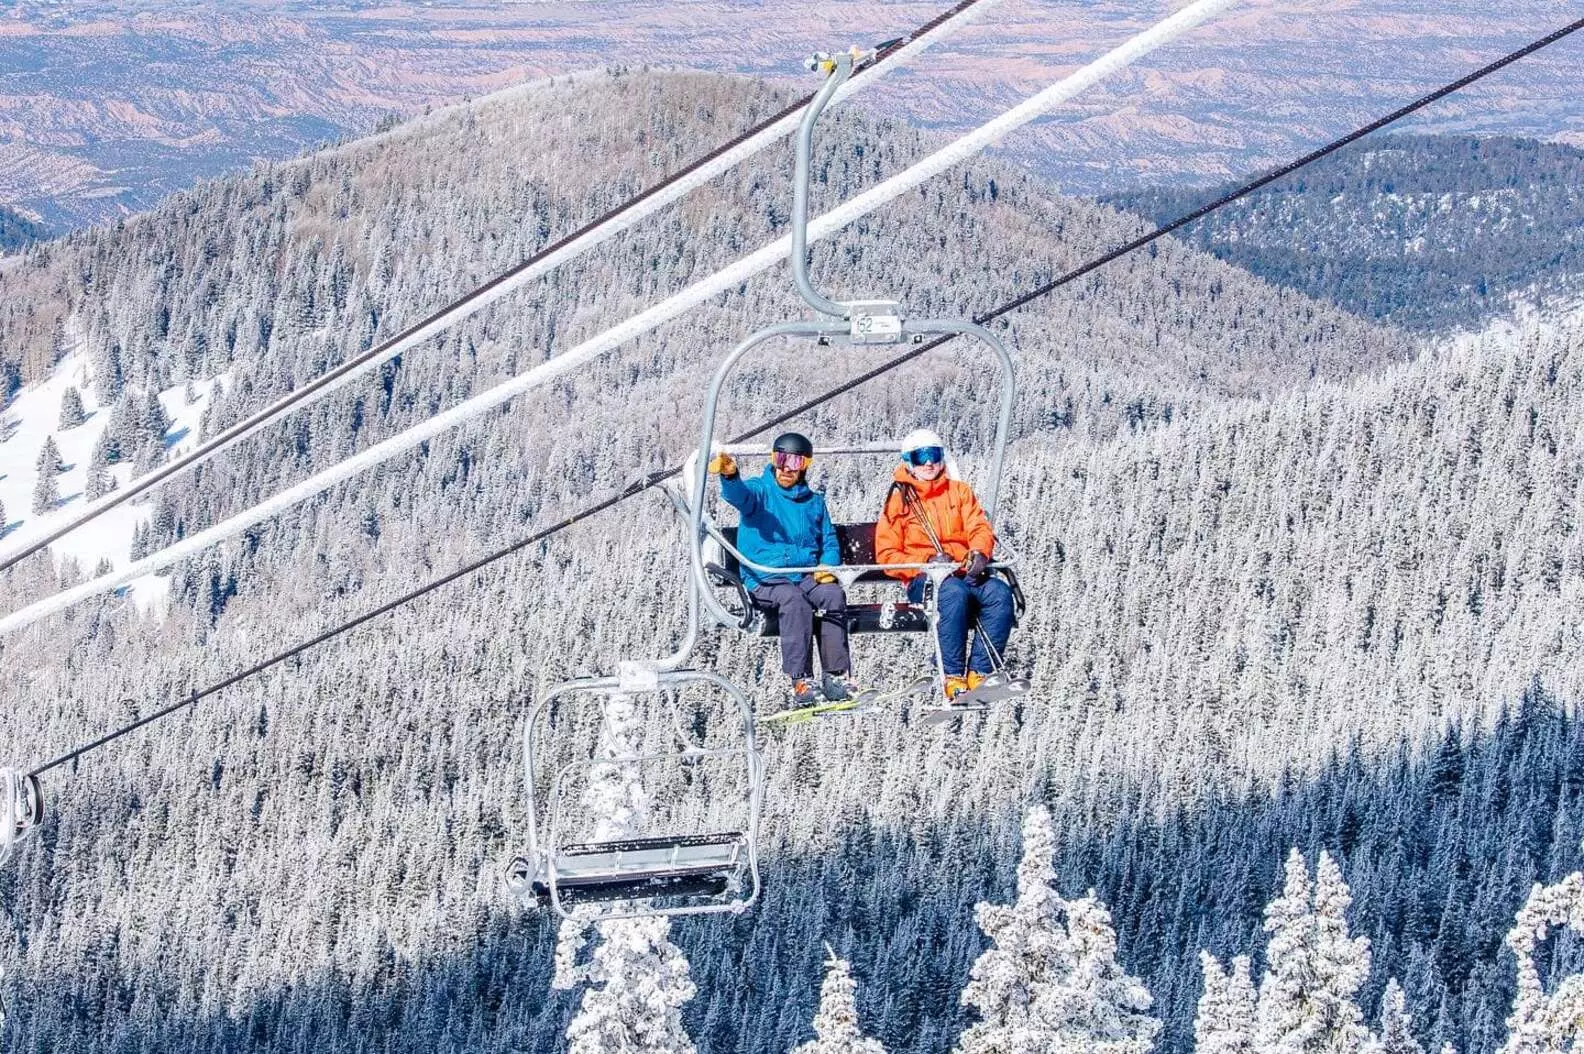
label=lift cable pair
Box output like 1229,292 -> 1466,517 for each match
6,13 -> 1582,879
0,0 -> 1235,636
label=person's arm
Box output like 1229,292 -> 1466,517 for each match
720,471 -> 760,516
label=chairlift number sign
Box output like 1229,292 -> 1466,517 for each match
847,300 -> 904,344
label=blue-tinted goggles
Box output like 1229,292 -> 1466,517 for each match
903,446 -> 945,467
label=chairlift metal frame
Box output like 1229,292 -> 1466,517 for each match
681,50 -> 1023,695
507,490 -> 764,922
507,668 -> 763,922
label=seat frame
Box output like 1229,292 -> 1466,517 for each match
511,670 -> 763,922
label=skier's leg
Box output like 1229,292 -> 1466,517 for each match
926,575 -> 970,679
967,578 -> 1016,675
803,580 -> 851,675
753,581 -> 814,679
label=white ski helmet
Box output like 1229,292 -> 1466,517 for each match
898,428 -> 945,458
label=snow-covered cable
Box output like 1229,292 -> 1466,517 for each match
0,0 -> 1239,637
0,0 -> 999,577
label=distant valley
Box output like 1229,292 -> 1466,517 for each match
2,0 -> 1582,231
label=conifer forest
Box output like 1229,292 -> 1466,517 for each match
3,13 -> 1584,1053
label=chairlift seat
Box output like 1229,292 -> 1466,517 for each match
527,831 -> 749,908
707,523 -> 1019,635
709,523 -> 928,635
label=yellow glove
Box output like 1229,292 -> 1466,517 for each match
813,571 -> 837,585
707,452 -> 738,477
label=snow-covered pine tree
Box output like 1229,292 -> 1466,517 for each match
1047,894 -> 1160,1052
35,434 -> 62,475
1497,871 -> 1584,1053
957,805 -> 1158,1054
31,437 -> 61,514
559,693 -> 698,1054
1364,979 -> 1424,1054
793,950 -> 886,1054
957,804 -> 1073,1054
59,384 -> 86,429
1254,849 -> 1371,1053
84,441 -> 112,501
1195,952 -> 1255,1053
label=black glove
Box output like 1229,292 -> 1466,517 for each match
963,551 -> 990,584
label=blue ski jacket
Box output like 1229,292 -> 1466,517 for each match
720,465 -> 840,589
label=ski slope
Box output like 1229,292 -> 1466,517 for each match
0,355 -> 222,614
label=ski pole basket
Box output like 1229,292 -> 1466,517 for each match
0,767 -> 44,867
506,668 -> 763,922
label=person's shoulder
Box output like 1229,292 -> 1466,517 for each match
948,478 -> 979,499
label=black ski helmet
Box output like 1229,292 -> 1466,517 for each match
772,432 -> 814,458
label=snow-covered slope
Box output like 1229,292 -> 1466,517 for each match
0,353 -> 221,612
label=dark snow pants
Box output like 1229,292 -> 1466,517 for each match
909,574 -> 1014,678
751,577 -> 850,680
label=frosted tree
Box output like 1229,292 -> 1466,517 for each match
957,805 -> 1158,1054
793,949 -> 886,1054
1254,849 -> 1371,1054
1049,894 -> 1161,1052
32,437 -> 61,514
1363,979 -> 1424,1054
1195,952 -> 1256,1054
58,385 -> 86,429
1497,871 -> 1584,1054
557,693 -> 698,1054
84,442 -> 112,501
35,434 -> 62,476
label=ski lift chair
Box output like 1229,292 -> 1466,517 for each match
506,667 -> 763,922
680,48 -> 1029,701
0,768 -> 44,868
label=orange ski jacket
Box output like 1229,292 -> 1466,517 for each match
875,464 -> 996,582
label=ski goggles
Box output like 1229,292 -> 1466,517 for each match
902,446 -> 945,467
771,450 -> 811,472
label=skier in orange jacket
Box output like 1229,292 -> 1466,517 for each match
875,429 -> 1014,701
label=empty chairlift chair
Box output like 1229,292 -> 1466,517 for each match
506,667 -> 763,921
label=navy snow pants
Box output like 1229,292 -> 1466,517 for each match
908,574 -> 1014,678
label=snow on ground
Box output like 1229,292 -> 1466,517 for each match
0,353 -> 223,616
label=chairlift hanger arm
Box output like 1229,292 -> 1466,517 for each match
793,51 -> 855,319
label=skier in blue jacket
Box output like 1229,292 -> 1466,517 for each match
708,432 -> 858,708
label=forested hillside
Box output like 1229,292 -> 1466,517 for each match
0,206 -> 46,253
1,71 -> 1580,1052
1107,134 -> 1584,333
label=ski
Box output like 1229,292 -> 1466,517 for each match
758,675 -> 935,726
759,698 -> 869,726
917,674 -> 1031,726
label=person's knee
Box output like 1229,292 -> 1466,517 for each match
936,576 -> 969,604
981,579 -> 1013,611
776,587 -> 814,612
811,583 -> 846,611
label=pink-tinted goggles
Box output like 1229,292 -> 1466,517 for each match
771,451 -> 811,471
